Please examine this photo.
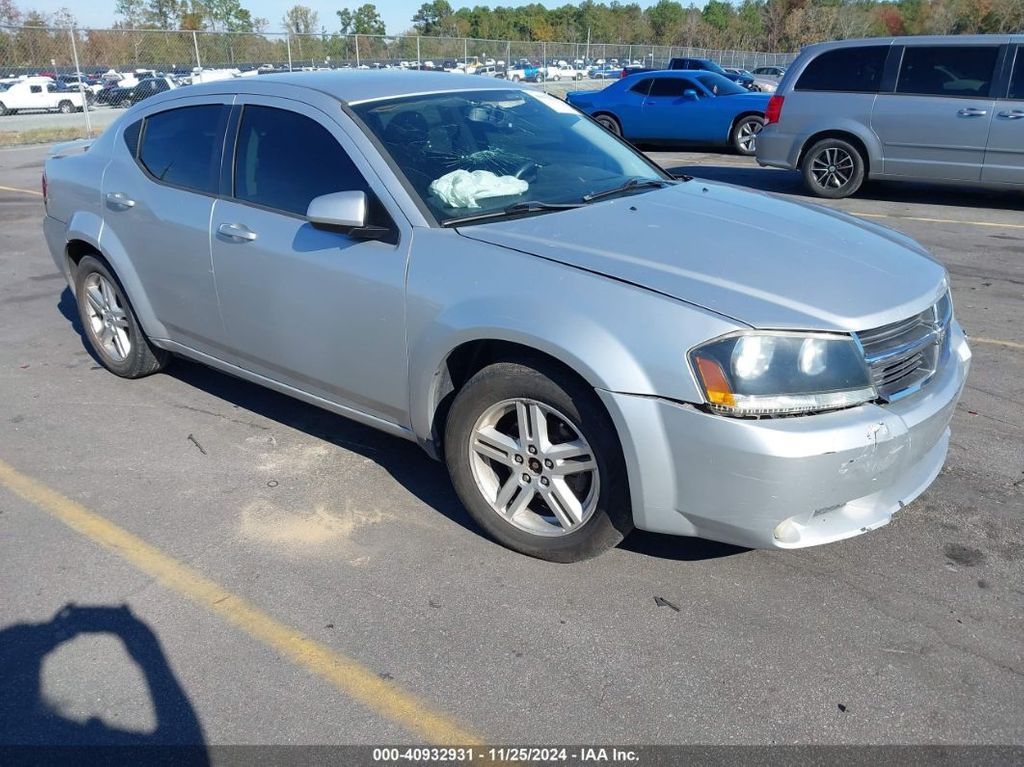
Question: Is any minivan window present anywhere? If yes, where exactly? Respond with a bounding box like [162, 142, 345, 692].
[796, 46, 888, 92]
[896, 45, 999, 97]
[139, 104, 229, 194]
[1009, 50, 1023, 100]
[233, 105, 369, 217]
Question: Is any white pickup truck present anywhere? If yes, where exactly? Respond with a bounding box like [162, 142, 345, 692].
[0, 77, 86, 115]
[541, 63, 585, 81]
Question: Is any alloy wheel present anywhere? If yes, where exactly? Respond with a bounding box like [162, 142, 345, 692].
[736, 119, 762, 153]
[468, 398, 600, 537]
[82, 272, 132, 362]
[811, 147, 855, 190]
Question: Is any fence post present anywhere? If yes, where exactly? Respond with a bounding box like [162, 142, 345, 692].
[67, 26, 91, 137]
[354, 34, 360, 67]
[416, 36, 421, 66]
[286, 34, 293, 71]
[192, 30, 202, 71]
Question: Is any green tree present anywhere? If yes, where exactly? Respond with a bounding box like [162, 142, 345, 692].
[283, 3, 318, 34]
[352, 3, 385, 34]
[646, 0, 684, 43]
[412, 0, 454, 35]
[144, 0, 180, 29]
[115, 0, 148, 28]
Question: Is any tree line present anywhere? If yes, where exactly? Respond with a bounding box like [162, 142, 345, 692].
[2, 0, 1023, 57]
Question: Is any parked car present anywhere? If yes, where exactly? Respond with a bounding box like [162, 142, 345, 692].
[568, 70, 769, 154]
[669, 57, 755, 89]
[543, 63, 585, 81]
[752, 65, 787, 79]
[43, 72, 970, 562]
[0, 77, 86, 115]
[474, 65, 500, 78]
[125, 76, 179, 106]
[588, 65, 621, 80]
[756, 34, 1024, 198]
[504, 63, 541, 82]
[724, 67, 777, 92]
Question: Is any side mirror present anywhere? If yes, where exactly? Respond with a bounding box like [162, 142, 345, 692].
[306, 190, 391, 240]
[683, 89, 698, 101]
[307, 190, 367, 229]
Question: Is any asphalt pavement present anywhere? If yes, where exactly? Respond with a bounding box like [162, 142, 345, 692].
[0, 143, 1021, 751]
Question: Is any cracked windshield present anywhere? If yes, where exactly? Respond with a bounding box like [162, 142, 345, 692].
[351, 89, 667, 223]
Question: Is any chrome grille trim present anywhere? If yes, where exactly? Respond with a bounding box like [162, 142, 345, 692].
[856, 293, 951, 402]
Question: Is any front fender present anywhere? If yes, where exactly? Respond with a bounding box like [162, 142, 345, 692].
[405, 229, 741, 447]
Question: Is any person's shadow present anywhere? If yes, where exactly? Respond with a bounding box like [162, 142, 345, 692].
[0, 604, 208, 764]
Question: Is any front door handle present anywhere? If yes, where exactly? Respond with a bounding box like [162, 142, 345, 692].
[997, 109, 1024, 120]
[957, 108, 988, 117]
[105, 192, 135, 209]
[217, 223, 257, 242]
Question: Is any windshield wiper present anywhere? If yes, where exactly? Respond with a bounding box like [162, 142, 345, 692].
[581, 177, 675, 203]
[441, 200, 583, 227]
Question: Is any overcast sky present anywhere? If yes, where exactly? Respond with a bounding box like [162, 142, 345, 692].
[26, 0, 660, 37]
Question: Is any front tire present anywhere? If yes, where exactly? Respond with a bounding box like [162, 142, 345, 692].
[801, 137, 865, 199]
[58, 100, 74, 114]
[731, 114, 764, 156]
[444, 360, 632, 562]
[74, 255, 168, 378]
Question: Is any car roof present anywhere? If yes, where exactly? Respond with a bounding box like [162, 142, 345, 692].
[175, 70, 529, 105]
[802, 33, 1023, 54]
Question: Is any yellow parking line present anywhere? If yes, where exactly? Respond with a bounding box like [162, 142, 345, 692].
[853, 211, 1024, 231]
[0, 184, 42, 197]
[971, 336, 1024, 350]
[0, 458, 482, 745]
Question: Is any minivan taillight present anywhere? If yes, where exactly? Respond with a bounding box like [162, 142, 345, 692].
[765, 95, 784, 125]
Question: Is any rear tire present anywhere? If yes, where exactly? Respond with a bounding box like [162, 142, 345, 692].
[445, 360, 633, 562]
[74, 255, 169, 379]
[58, 100, 74, 114]
[800, 137, 865, 199]
[731, 114, 764, 156]
[594, 113, 622, 137]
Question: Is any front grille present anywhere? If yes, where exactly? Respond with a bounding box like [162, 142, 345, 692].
[856, 292, 952, 401]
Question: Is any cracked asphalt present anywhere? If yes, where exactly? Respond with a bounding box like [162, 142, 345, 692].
[0, 143, 1021, 749]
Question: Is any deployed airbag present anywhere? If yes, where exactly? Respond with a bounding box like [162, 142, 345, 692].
[429, 169, 528, 209]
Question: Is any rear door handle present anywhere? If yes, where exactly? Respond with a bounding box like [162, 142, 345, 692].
[997, 109, 1024, 120]
[105, 192, 135, 208]
[957, 108, 988, 117]
[217, 223, 257, 242]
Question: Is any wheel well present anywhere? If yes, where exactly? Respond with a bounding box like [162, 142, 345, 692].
[430, 340, 600, 448]
[66, 239, 103, 277]
[729, 111, 765, 136]
[798, 131, 871, 175]
[592, 111, 619, 125]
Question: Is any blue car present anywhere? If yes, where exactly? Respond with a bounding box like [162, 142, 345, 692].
[567, 71, 770, 155]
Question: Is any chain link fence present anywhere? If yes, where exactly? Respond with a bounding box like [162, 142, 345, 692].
[0, 24, 796, 144]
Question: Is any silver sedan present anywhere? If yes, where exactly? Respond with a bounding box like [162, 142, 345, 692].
[42, 72, 970, 561]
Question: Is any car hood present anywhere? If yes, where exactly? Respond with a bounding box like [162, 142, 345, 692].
[455, 182, 947, 331]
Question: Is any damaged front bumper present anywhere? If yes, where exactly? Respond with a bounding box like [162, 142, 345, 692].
[599, 321, 972, 549]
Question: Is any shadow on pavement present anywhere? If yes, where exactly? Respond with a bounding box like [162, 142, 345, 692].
[664, 162, 1024, 212]
[620, 530, 747, 562]
[0, 604, 207, 763]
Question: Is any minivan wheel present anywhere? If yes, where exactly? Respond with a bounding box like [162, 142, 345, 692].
[74, 255, 169, 378]
[801, 138, 865, 199]
[58, 100, 74, 114]
[594, 113, 621, 137]
[444, 361, 632, 562]
[731, 115, 764, 155]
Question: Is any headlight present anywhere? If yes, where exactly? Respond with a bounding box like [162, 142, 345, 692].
[689, 332, 876, 417]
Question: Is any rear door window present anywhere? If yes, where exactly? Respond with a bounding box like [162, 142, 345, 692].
[896, 45, 999, 97]
[795, 46, 888, 92]
[1009, 50, 1023, 100]
[233, 105, 370, 217]
[138, 104, 229, 194]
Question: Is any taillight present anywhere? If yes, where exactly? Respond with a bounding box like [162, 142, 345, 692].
[765, 95, 784, 125]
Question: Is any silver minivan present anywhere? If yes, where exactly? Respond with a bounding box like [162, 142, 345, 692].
[757, 35, 1024, 198]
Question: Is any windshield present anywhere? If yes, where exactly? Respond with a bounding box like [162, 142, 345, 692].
[694, 72, 748, 96]
[351, 89, 668, 225]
